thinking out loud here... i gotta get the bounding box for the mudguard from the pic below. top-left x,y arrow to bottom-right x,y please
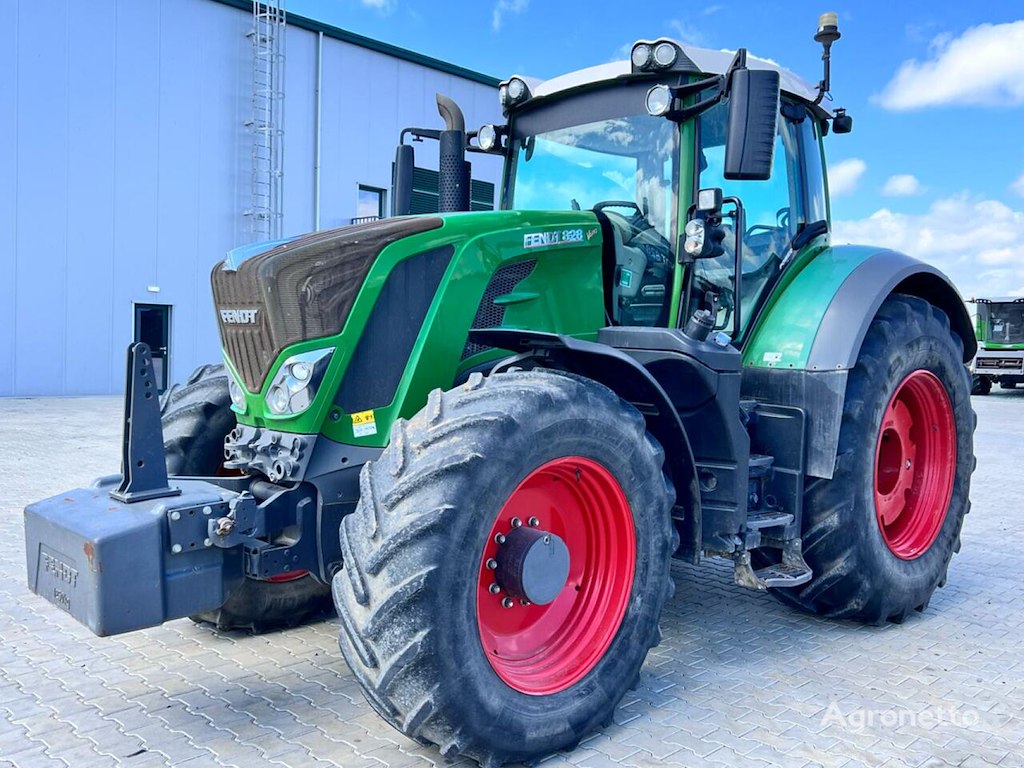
742,247 -> 974,479
472,329 -> 703,561
745,247 -> 975,371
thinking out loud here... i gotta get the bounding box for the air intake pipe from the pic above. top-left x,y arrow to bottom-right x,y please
436,93 -> 471,213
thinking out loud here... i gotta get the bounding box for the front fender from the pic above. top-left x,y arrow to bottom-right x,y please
744,247 -> 975,371
473,329 -> 702,562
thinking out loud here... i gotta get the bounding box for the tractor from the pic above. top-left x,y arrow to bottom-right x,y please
25,13 -> 976,766
968,297 -> 1024,394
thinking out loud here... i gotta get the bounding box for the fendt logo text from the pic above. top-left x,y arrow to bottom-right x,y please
220,308 -> 259,325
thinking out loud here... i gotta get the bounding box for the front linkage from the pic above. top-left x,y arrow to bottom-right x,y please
24,343 -> 336,636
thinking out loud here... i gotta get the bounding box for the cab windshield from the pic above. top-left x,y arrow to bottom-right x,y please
508,112 -> 679,326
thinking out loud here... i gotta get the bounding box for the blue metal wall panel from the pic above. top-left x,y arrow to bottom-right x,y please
4,0 -> 501,396
0,3 -> 18,396
64,0 -> 118,395
14,0 -> 69,396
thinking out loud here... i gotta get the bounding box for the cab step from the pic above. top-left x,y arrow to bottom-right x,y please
746,511 -> 793,530
733,541 -> 812,591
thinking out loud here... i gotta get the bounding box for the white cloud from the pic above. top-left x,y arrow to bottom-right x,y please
360,0 -> 396,12
492,0 -> 528,31
832,193 -> 1024,298
703,5 -> 724,15
882,174 -> 925,197
878,20 -> 1024,110
1012,172 -> 1024,198
828,158 -> 867,197
668,19 -> 709,47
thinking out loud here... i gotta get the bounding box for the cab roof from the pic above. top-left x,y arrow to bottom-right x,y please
531,44 -> 821,108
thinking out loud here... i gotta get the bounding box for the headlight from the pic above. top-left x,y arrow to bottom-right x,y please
684,218 -> 706,256
264,348 -> 334,417
631,43 -> 653,69
506,77 -> 527,101
645,85 -> 673,116
228,375 -> 247,413
478,124 -> 499,151
653,41 -> 678,68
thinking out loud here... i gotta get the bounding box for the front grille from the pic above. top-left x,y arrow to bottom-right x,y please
461,260 -> 537,360
977,357 -> 1024,370
211,217 -> 442,391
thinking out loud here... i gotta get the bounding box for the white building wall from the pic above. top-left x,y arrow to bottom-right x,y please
0,0 -> 502,396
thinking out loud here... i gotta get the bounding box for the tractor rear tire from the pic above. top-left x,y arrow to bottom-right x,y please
332,370 -> 675,766
162,363 -> 333,632
971,375 -> 991,395
771,294 -> 973,624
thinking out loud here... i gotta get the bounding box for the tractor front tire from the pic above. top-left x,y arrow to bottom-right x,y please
971,374 -> 991,395
776,294 -> 973,624
162,363 -> 333,632
332,370 -> 675,766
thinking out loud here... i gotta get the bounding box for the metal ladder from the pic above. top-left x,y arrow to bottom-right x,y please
244,0 -> 286,242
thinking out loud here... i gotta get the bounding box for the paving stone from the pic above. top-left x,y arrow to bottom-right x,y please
3,394 -> 1024,768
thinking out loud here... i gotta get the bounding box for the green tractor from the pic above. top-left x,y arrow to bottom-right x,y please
26,14 -> 976,766
968,297 -> 1024,395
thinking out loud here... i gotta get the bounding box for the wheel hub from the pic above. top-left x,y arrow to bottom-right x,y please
495,526 -> 570,606
476,456 -> 636,695
873,369 -> 956,560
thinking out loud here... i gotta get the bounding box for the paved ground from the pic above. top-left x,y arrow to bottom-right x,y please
1,391 -> 1022,768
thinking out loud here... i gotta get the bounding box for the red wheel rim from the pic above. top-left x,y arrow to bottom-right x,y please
476,457 -> 635,695
873,370 -> 956,560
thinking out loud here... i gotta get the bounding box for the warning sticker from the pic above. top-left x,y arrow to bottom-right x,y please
762,352 -> 783,365
351,410 -> 377,437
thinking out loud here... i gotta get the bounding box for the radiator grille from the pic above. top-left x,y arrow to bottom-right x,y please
211,217 -> 442,391
461,260 -> 537,360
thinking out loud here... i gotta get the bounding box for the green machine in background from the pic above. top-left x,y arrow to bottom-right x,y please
969,297 -> 1024,394
25,13 -> 977,766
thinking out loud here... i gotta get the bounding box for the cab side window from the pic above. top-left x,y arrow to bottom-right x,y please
692,99 -> 806,337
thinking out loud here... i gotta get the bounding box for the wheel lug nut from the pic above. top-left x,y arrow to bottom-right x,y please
489,583 -> 501,595
502,597 -> 514,608
486,558 -> 498,570
528,516 -> 539,527
494,533 -> 506,545
905,459 -> 912,469
511,517 -> 522,528
519,598 -> 530,606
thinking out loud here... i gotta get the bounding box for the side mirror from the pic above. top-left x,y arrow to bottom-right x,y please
724,68 -> 780,181
392,143 -> 414,216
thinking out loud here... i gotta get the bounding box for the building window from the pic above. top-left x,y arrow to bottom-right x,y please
354,185 -> 385,224
407,167 -> 496,214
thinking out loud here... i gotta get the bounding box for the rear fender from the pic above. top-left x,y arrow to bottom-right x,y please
742,248 -> 974,479
473,329 -> 702,562
745,248 -> 974,371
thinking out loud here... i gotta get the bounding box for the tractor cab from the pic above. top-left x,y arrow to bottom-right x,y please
473,38 -> 844,344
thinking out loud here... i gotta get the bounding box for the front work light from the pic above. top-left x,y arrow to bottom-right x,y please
653,41 -> 678,68
631,39 -> 685,73
499,77 -> 531,114
631,43 -> 653,69
478,124 -> 498,151
265,348 -> 334,417
645,85 -> 673,116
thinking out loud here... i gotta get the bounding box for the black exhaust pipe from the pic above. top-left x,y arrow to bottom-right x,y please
436,93 -> 470,213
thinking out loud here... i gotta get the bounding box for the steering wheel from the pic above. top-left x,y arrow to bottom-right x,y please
594,201 -> 655,244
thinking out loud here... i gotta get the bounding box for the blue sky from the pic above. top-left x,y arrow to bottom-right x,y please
290,0 -> 1024,297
